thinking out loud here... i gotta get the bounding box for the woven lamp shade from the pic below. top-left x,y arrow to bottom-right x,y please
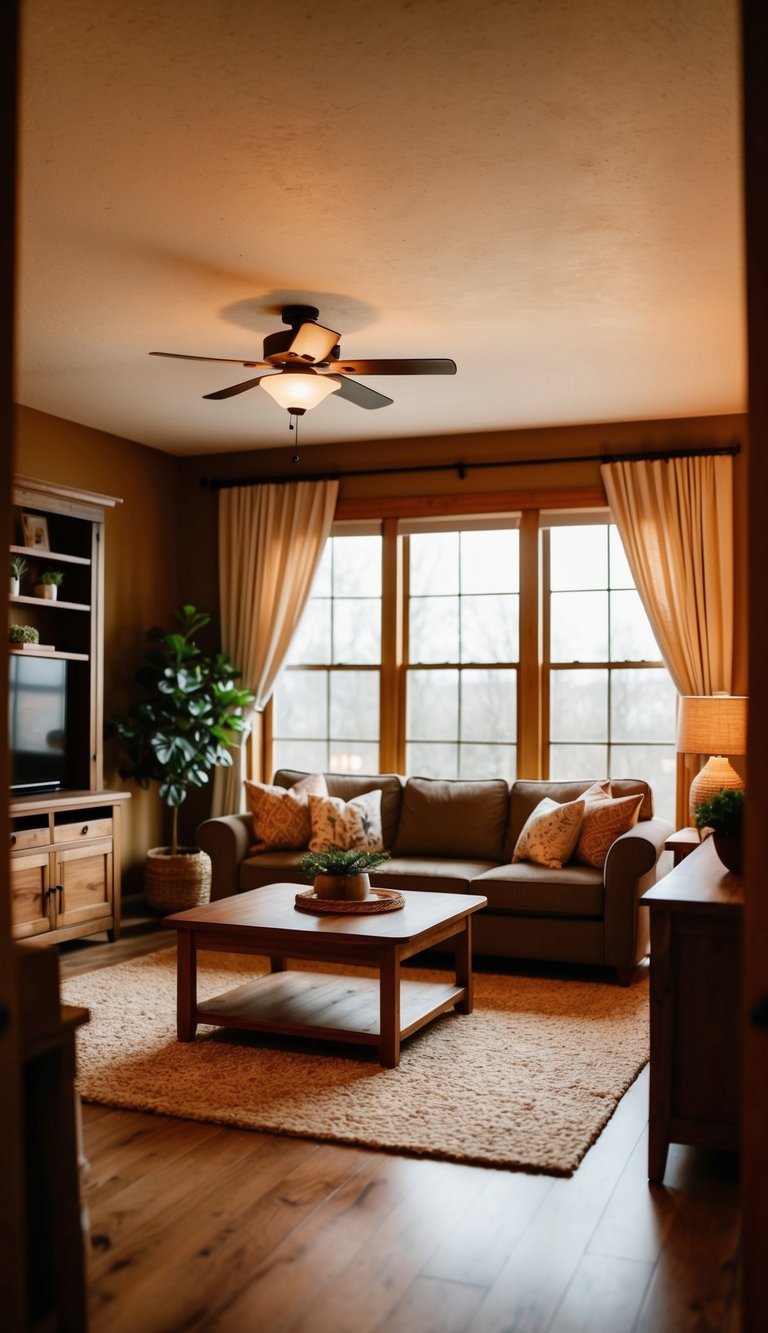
676,695 -> 748,820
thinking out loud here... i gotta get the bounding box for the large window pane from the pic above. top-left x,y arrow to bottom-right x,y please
611,744 -> 676,825
551,669 -> 608,742
461,669 -> 516,742
408,669 -> 459,740
332,536 -> 381,597
460,595 -> 518,662
550,592 -> 608,661
608,527 -> 634,588
610,590 -> 661,661
285,600 -> 331,665
328,741 -> 380,774
550,527 -> 607,590
407,741 -> 459,779
272,739 -> 329,773
409,597 -> 459,663
549,743 -> 608,780
272,671 -> 327,738
459,743 -> 516,782
410,532 -> 459,595
329,671 -> 379,740
611,669 -> 677,742
461,530 -> 519,593
333,598 -> 381,664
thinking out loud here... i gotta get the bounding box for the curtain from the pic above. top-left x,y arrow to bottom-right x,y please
211,479 -> 339,816
601,454 -> 734,824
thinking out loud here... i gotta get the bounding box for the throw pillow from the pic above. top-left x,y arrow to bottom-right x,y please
308,789 -> 384,852
244,772 -> 328,852
512,796 -> 586,870
575,793 -> 644,869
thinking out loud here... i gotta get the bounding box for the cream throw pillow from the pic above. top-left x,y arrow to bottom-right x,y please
244,772 -> 328,852
512,797 -> 586,870
308,789 -> 384,852
575,791 -> 644,869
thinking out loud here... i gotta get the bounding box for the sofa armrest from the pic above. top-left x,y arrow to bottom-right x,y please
196,814 -> 253,901
602,816 -> 673,967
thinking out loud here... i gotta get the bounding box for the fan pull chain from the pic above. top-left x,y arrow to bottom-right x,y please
289,409 -> 300,464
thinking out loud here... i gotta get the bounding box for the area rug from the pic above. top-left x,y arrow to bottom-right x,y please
61,950 -> 649,1176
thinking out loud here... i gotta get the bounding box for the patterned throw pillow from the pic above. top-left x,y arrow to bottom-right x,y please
512,797 -> 586,870
575,793 -> 644,869
308,789 -> 384,852
244,772 -> 328,852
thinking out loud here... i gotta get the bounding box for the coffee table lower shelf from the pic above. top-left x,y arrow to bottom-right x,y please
196,970 -> 464,1064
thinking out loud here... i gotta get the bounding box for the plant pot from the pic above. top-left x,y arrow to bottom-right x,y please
313,872 -> 371,902
145,846 -> 212,913
10,576 -> 19,597
712,833 -> 742,875
35,584 -> 57,600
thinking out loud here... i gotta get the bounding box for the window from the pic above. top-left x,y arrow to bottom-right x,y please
405,524 -> 519,780
271,530 -> 382,773
546,520 -> 677,819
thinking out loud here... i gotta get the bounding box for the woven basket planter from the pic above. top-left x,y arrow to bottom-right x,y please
145,846 -> 212,913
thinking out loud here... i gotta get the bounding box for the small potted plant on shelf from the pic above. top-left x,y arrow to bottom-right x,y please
9,624 -> 40,646
10,555 -> 29,597
300,847 -> 391,901
35,569 -> 65,601
108,604 -> 254,913
695,786 -> 744,874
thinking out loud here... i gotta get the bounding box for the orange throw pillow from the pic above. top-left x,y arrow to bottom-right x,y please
244,772 -> 328,852
574,792 -> 644,869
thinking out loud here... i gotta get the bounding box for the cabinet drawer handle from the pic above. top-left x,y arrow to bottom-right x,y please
81,825 -> 89,835
10,833 -> 16,847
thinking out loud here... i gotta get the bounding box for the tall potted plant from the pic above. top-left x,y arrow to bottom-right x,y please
109,605 -> 254,911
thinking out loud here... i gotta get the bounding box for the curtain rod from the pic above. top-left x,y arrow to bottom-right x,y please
200,442 -> 741,490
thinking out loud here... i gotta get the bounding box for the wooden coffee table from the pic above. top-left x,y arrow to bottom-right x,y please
165,883 -> 487,1067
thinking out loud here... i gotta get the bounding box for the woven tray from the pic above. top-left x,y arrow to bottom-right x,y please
294,887 -> 405,915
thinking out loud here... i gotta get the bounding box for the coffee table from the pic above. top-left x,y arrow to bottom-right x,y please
165,883 -> 487,1067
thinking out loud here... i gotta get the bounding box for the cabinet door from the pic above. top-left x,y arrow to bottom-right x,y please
10,851 -> 53,939
53,839 -> 113,931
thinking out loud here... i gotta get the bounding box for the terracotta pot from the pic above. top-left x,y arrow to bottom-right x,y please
712,834 -> 742,875
313,872 -> 371,902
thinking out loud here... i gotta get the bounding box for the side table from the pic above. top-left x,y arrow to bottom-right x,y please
640,835 -> 743,1183
664,826 -> 702,866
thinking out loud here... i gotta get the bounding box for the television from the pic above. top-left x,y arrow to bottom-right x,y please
8,655 -> 68,793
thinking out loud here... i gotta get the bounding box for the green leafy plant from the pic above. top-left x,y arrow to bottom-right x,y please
10,555 -> 29,580
9,623 -> 39,644
40,569 -> 64,587
108,605 -> 255,856
301,848 -> 390,880
695,787 -> 744,838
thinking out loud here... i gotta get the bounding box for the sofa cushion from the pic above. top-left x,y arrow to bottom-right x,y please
240,851 -> 307,891
274,770 -> 404,848
575,793 -> 644,869
512,796 -> 585,869
393,777 -> 510,860
244,771 -> 328,851
473,861 -> 604,917
371,856 -> 497,894
308,789 -> 384,852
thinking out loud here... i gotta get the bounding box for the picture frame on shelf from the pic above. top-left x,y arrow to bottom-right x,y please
21,511 -> 50,550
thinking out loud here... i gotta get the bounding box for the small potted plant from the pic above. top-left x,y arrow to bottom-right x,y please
9,623 -> 40,646
10,555 -> 29,597
35,569 -> 65,601
695,787 -> 744,874
300,847 -> 391,901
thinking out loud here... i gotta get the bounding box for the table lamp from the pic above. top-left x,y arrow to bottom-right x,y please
676,694 -> 748,820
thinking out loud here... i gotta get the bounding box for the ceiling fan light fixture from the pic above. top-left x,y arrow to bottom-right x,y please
260,367 -> 341,412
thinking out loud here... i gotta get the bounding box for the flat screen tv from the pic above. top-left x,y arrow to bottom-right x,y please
8,654 -> 68,793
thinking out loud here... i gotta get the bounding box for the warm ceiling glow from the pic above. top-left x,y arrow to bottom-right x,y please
260,369 -> 341,412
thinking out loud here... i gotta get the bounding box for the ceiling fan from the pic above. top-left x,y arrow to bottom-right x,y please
150,304 -> 457,418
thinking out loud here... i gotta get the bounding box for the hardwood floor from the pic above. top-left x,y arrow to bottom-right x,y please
59,916 -> 742,1333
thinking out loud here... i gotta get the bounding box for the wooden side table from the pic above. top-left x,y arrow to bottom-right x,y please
664,826 -> 702,866
640,835 -> 743,1182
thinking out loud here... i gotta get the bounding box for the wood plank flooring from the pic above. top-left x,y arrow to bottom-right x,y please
59,916 -> 742,1333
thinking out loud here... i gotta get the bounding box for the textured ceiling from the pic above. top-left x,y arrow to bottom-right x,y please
16,0 -> 744,456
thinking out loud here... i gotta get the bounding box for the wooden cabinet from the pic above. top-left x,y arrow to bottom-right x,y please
8,476 -> 129,947
640,836 -> 743,1182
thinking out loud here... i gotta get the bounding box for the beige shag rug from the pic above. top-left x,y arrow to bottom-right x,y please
62,949 -> 648,1176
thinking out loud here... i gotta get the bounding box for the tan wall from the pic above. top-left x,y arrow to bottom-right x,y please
13,405 -> 182,892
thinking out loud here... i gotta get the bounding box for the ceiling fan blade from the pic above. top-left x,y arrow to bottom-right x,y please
334,377 -> 393,409
150,351 -> 268,367
333,358 -> 457,376
283,321 -> 340,364
202,376 -> 268,400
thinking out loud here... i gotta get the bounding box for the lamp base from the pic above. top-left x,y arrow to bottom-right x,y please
688,757 -> 745,822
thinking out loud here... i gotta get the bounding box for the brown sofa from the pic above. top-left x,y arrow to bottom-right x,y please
196,770 -> 672,981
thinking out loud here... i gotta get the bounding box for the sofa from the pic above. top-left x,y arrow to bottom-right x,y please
196,770 -> 673,982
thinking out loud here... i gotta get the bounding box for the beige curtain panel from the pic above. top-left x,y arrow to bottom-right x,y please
211,479 -> 339,816
601,454 -> 735,827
